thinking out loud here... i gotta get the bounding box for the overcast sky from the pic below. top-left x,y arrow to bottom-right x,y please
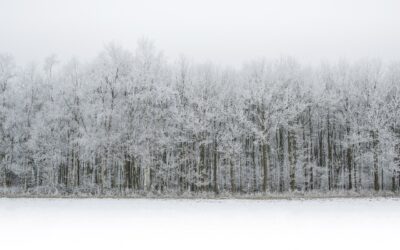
1,0 -> 400,67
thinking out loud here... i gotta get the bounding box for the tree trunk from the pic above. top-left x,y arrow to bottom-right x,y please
262,142 -> 269,193
288,128 -> 297,191
371,130 -> 379,191
213,139 -> 219,195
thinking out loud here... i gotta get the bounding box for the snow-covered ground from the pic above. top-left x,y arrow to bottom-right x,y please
0,198 -> 399,250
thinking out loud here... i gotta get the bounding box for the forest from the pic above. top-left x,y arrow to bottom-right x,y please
1,40 -> 400,196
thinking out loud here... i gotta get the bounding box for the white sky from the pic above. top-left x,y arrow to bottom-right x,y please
1,0 -> 400,67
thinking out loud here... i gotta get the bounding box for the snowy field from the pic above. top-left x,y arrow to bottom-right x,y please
0,198 -> 399,250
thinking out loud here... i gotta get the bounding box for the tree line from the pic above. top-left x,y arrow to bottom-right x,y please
1,40 -> 400,195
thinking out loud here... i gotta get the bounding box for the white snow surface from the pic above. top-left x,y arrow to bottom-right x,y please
0,198 -> 399,250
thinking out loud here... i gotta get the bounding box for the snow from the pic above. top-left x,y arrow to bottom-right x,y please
0,198 -> 399,250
